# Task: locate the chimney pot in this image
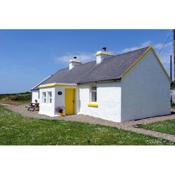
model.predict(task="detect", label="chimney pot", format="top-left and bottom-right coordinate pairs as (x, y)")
top-left (96, 47), bottom-right (112, 64)
top-left (69, 56), bottom-right (81, 70)
top-left (102, 47), bottom-right (107, 51)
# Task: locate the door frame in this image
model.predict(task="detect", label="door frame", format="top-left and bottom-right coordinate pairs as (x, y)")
top-left (64, 88), bottom-right (75, 115)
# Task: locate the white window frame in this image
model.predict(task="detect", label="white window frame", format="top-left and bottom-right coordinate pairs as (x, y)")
top-left (42, 92), bottom-right (47, 103)
top-left (90, 86), bottom-right (97, 102)
top-left (47, 91), bottom-right (53, 103)
top-left (38, 91), bottom-right (40, 99)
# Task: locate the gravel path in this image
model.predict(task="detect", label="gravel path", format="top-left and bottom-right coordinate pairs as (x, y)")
top-left (123, 127), bottom-right (175, 142)
top-left (2, 104), bottom-right (175, 142)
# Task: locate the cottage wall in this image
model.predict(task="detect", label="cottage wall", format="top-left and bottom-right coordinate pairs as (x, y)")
top-left (32, 90), bottom-right (40, 103)
top-left (77, 82), bottom-right (122, 122)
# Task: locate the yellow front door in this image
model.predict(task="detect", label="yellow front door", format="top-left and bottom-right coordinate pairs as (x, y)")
top-left (65, 88), bottom-right (75, 115)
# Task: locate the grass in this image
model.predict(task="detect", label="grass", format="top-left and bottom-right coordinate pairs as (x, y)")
top-left (0, 106), bottom-right (174, 145)
top-left (139, 120), bottom-right (175, 135)
top-left (0, 92), bottom-right (31, 105)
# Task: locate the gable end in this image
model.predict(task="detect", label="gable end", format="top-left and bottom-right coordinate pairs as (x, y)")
top-left (121, 46), bottom-right (171, 82)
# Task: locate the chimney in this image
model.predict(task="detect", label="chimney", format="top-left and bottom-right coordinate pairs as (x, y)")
top-left (69, 56), bottom-right (81, 70)
top-left (96, 47), bottom-right (113, 64)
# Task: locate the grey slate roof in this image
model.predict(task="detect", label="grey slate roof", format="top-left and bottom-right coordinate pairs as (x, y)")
top-left (33, 46), bottom-right (149, 89)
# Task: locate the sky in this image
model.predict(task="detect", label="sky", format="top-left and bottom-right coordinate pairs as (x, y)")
top-left (0, 29), bottom-right (173, 94)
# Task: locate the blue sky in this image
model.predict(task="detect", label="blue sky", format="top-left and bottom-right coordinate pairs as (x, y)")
top-left (0, 30), bottom-right (173, 94)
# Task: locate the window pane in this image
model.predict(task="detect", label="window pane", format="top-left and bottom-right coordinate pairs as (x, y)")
top-left (91, 86), bottom-right (97, 102)
top-left (42, 92), bottom-right (46, 103)
top-left (48, 91), bottom-right (52, 103)
top-left (91, 92), bottom-right (96, 102)
top-left (92, 87), bottom-right (96, 91)
top-left (48, 92), bottom-right (51, 97)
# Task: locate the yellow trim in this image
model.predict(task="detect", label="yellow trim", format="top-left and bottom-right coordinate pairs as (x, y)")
top-left (121, 46), bottom-right (151, 78)
top-left (88, 102), bottom-right (98, 107)
top-left (121, 46), bottom-right (171, 82)
top-left (39, 83), bottom-right (57, 88)
top-left (38, 83), bottom-right (77, 88)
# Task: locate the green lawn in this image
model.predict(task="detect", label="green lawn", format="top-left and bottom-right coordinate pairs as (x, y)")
top-left (139, 120), bottom-right (175, 135)
top-left (0, 106), bottom-right (174, 145)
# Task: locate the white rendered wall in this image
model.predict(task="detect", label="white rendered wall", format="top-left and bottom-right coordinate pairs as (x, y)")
top-left (121, 50), bottom-right (171, 121)
top-left (54, 86), bottom-right (65, 115)
top-left (77, 82), bottom-right (122, 122)
top-left (39, 87), bottom-right (56, 117)
top-left (55, 85), bottom-right (77, 115)
top-left (32, 90), bottom-right (39, 103)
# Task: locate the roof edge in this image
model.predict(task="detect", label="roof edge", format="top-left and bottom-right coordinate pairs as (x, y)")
top-left (78, 78), bottom-right (122, 84)
top-left (120, 46), bottom-right (171, 82)
top-left (38, 83), bottom-right (77, 89)
top-left (31, 75), bottom-right (53, 91)
top-left (121, 46), bottom-right (151, 79)
top-left (150, 48), bottom-right (171, 82)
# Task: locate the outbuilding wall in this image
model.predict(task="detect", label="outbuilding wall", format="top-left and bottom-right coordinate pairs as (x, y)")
top-left (77, 82), bottom-right (122, 122)
top-left (121, 50), bottom-right (171, 121)
top-left (32, 90), bottom-right (40, 103)
top-left (39, 85), bottom-right (77, 117)
top-left (39, 87), bottom-right (56, 117)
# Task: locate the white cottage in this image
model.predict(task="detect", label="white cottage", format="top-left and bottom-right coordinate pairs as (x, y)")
top-left (31, 46), bottom-right (171, 122)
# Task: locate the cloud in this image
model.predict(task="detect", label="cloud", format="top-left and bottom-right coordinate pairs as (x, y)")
top-left (121, 41), bottom-right (152, 53)
top-left (153, 41), bottom-right (172, 74)
top-left (154, 41), bottom-right (172, 50)
top-left (55, 52), bottom-right (95, 65)
top-left (155, 42), bottom-right (172, 64)
top-left (121, 41), bottom-right (172, 53)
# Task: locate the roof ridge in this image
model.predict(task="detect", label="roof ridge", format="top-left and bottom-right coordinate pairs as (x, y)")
top-left (75, 46), bottom-right (150, 66)
top-left (55, 47), bottom-right (150, 72)
top-left (51, 67), bottom-right (68, 75)
top-left (113, 46), bottom-right (150, 57)
top-left (74, 60), bottom-right (96, 67)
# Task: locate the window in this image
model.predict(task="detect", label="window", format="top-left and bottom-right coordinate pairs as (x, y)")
top-left (42, 92), bottom-right (46, 103)
top-left (90, 86), bottom-right (97, 102)
top-left (48, 91), bottom-right (52, 103)
top-left (42, 91), bottom-right (53, 103)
